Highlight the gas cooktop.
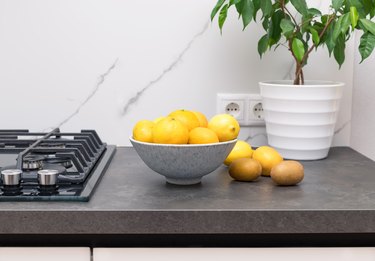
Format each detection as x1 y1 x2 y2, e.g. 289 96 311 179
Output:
0 129 116 201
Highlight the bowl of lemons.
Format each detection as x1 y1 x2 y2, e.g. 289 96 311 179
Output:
130 110 239 185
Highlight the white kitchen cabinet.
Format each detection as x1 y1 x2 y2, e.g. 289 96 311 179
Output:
94 247 375 261
0 247 90 261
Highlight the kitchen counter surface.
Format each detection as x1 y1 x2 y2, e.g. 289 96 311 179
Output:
2 147 375 247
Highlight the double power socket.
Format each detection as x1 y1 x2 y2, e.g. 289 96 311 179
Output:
217 93 265 126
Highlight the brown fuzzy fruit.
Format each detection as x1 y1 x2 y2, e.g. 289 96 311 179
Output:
228 158 262 182
270 160 304 186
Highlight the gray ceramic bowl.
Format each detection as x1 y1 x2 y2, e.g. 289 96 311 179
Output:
130 137 237 185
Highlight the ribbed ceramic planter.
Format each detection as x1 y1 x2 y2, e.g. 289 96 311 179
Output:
259 80 344 160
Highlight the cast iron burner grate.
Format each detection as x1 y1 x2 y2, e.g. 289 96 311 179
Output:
0 128 116 201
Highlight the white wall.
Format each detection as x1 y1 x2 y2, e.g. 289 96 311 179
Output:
351 33 375 160
0 0 354 146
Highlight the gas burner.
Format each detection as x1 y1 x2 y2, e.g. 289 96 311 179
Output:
38 169 59 186
1 169 22 186
22 155 45 170
43 156 73 169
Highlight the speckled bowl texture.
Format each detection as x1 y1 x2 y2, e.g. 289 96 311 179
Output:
130 137 237 185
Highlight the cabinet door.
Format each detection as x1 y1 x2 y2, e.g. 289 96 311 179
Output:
94 248 375 261
0 247 90 261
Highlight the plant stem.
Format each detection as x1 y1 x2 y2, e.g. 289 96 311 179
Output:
280 0 335 85
294 14 336 84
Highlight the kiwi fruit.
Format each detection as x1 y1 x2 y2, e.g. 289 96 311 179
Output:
270 160 304 186
228 158 262 182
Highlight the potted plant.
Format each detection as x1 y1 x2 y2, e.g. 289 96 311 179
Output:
211 0 375 160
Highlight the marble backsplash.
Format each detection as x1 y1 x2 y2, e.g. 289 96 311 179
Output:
0 0 354 147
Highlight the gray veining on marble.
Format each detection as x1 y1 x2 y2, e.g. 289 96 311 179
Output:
334 120 350 135
282 60 295 80
245 132 267 143
121 20 210 116
43 58 119 131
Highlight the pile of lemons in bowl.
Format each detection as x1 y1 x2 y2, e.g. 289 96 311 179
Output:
132 109 240 144
131 109 239 185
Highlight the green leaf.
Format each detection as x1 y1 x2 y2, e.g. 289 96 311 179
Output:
308 8 322 16
325 22 336 55
262 16 270 30
235 2 243 17
253 0 260 20
332 0 344 12
219 4 229 33
290 0 308 16
260 0 272 17
292 38 305 62
350 6 359 29
269 10 284 45
229 0 241 6
360 18 375 35
280 18 295 37
258 34 269 57
310 28 320 45
348 0 363 11
362 0 373 15
359 32 375 63
333 15 345 42
321 15 329 24
340 13 351 34
211 0 226 21
334 34 346 68
241 0 254 29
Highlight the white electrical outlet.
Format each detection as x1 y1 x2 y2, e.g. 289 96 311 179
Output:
217 93 265 126
248 94 265 126
217 94 247 125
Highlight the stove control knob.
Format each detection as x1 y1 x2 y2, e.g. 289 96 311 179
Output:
37 169 59 186
1 169 22 186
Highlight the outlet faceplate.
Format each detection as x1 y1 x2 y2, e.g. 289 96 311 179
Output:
217 94 247 124
217 93 265 126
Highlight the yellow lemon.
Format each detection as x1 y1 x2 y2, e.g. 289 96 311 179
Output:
188 127 219 144
132 120 155 143
224 140 253 166
252 146 283 177
168 109 200 131
153 116 166 124
152 117 189 144
208 114 240 142
191 111 208 127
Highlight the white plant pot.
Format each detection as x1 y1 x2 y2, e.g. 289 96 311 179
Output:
259 80 344 160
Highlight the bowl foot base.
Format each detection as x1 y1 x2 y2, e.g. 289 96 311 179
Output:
166 177 202 185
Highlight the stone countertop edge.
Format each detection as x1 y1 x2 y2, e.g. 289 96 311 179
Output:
1 209 375 234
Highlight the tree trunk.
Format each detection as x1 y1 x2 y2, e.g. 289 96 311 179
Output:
294 62 304 85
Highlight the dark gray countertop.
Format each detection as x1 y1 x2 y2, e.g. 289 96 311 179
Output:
1 147 375 246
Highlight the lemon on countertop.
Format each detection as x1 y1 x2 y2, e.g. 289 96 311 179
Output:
224 140 253 166
252 146 283 176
